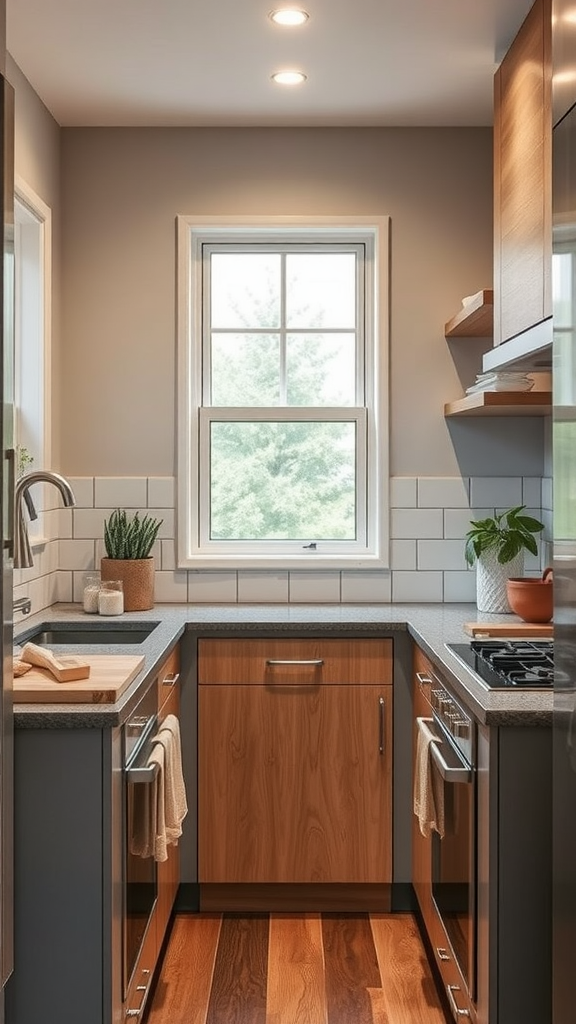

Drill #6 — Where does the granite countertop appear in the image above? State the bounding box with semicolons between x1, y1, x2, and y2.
12;602;554;729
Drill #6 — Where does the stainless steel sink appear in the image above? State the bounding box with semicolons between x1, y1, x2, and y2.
15;622;160;646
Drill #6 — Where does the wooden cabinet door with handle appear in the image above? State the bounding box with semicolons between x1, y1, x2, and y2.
198;638;392;887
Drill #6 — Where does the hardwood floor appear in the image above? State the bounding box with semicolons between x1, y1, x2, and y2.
146;912;448;1024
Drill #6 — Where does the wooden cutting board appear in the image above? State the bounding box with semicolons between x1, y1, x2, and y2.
13;654;145;704
464;622;553;638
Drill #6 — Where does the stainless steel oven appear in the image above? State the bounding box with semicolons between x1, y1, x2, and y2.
122;682;159;1013
418;673;476;1020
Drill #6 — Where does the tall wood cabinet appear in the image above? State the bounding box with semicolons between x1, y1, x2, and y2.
198;638;393;909
493;0;552;347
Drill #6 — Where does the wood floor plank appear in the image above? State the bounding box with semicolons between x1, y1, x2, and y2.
321;913;383;1024
206;913;269;1024
369;914;448;1024
266;913;328;1024
146;914;222;1024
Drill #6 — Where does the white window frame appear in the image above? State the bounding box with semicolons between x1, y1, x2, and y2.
176;215;390;570
14;177;52;546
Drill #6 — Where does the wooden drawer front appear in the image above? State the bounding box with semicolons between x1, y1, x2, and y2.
157;645;180;712
198;638;393;686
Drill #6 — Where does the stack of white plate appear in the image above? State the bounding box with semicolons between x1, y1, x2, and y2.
465;371;534;395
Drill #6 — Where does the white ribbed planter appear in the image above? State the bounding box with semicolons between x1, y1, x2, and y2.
476;549;524;613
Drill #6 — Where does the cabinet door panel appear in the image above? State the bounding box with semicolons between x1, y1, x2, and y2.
494;0;551;345
198;683;392;884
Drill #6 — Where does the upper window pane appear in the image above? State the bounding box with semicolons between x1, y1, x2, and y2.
286;333;356;406
210;252;280;328
211;333;280;406
286;253;357;328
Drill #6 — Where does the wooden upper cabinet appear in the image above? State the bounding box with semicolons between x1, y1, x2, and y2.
493;0;552;347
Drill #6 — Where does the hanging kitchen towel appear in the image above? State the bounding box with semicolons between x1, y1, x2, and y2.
129;742;166;860
152;713;188;843
414;717;446;838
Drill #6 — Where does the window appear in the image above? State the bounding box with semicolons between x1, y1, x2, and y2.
14;179;51;472
177;216;389;569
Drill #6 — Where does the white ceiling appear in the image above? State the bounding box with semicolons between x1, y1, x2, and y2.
6;0;535;128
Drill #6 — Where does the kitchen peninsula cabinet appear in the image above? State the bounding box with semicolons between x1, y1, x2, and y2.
198;637;393;910
493;0;552;348
7;643;182;1024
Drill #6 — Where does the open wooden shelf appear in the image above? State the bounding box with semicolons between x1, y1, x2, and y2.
444;390;552;417
444;289;494;338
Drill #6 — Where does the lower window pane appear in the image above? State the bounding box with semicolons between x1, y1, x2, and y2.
210;420;357;540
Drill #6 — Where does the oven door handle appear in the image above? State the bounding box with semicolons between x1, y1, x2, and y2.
126;761;160;784
429;741;472;784
417;717;472;784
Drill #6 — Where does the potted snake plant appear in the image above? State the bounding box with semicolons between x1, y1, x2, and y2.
101;509;163;611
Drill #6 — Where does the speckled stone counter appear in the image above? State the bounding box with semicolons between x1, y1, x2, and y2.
12;602;554;728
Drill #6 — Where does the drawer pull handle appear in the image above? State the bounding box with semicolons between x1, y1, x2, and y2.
446;985;470;1018
436;946;451;961
379;696;385;754
416;672;432;685
162;672;180;687
266;659;324;666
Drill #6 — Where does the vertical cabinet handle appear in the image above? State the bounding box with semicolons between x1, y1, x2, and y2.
379;696;385;754
4;448;14;557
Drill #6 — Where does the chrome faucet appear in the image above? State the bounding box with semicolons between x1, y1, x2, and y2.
14;471;76;569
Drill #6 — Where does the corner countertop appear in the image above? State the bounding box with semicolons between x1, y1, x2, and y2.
12;602;554;729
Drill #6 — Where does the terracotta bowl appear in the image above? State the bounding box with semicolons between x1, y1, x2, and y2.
506;568;553;623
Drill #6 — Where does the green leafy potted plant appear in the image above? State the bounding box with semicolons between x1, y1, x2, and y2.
464;505;545;613
101;509;163;611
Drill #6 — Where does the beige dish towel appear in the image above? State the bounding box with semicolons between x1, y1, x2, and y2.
152;713;188;847
129;742;165;860
129;713;188;862
414;716;446;839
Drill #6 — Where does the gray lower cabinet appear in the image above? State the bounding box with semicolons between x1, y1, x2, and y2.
6;725;123;1024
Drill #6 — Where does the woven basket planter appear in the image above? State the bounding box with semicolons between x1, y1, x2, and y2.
100;557;155;611
476;549;524;613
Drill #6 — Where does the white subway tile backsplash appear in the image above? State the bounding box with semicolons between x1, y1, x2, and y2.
160;540;175;571
392;571;443;603
15;473;548;610
340;571;391;603
148;477;175;508
391;508;443;540
444;508;474;540
188;572;238;603
417;539;467;571
390;540;417;571
59;539;96;571
443;571;477;603
68;477;95;507
146;509;174;540
470;477;522;509
418;477;469;508
55;571;73;603
522;477;542;509
73;507;110;540
94;477;147;509
238;572;289;603
153;571;188;603
390;477;417;508
289;572;341;603
58;508;74;539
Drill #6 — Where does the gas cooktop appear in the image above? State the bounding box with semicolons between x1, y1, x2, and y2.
446;639;554;690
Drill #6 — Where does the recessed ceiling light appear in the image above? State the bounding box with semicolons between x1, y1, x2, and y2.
271;70;307;86
270;9;309;26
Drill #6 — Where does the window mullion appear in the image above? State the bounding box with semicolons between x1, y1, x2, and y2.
280;251;287;404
